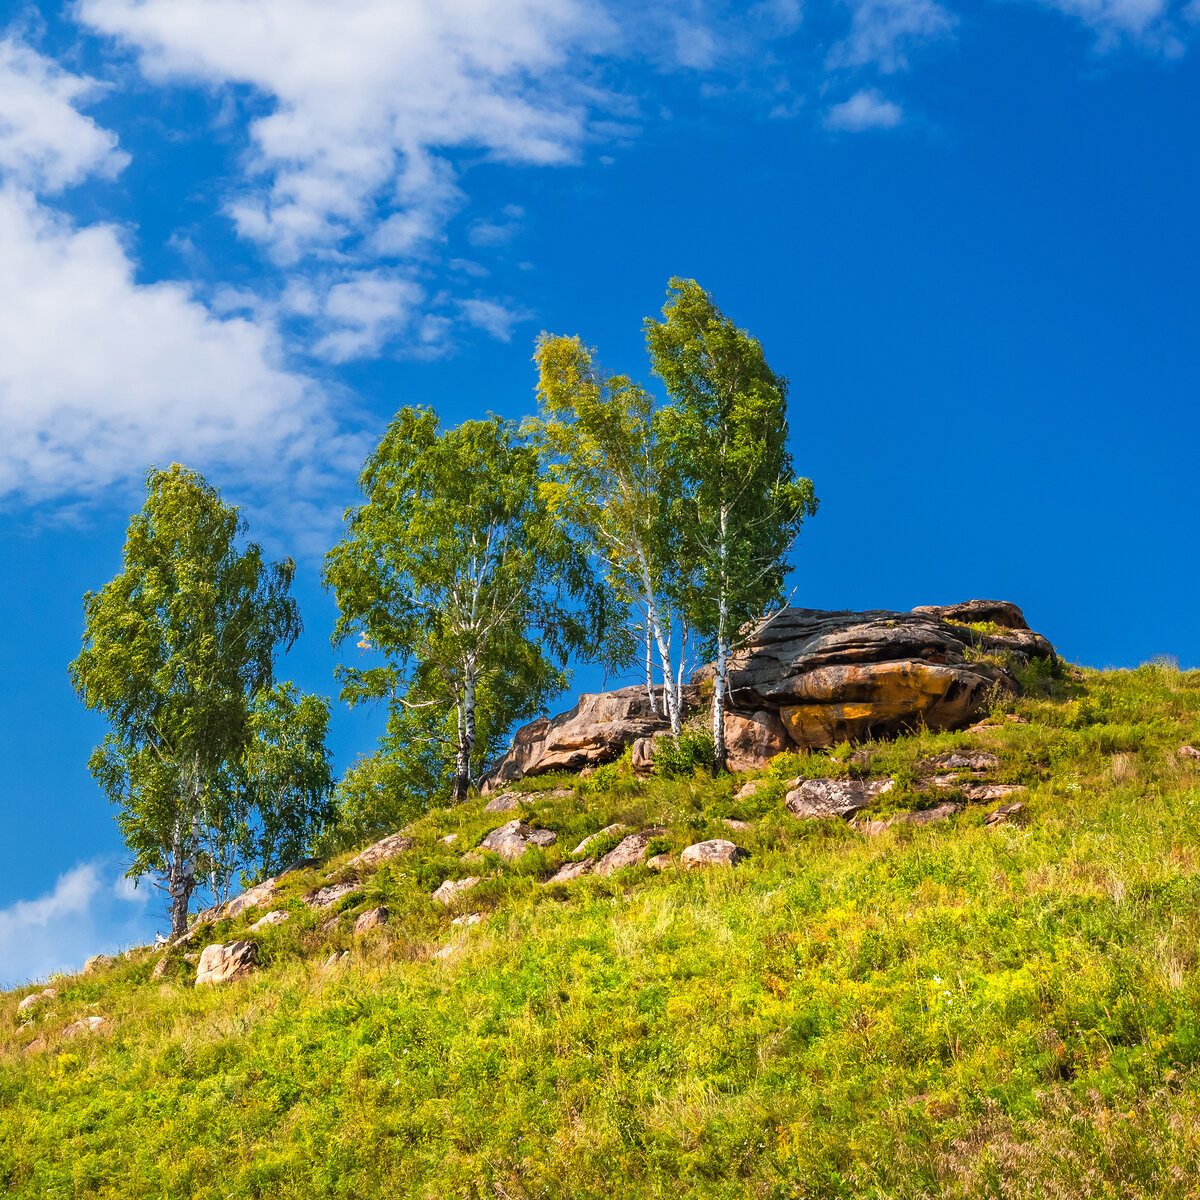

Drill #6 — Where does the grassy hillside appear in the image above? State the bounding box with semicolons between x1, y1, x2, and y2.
7;662;1200;1198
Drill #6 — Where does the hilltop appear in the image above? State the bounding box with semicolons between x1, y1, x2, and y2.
7;613;1200;1197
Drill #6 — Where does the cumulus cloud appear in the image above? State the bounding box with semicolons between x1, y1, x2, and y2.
0;185;346;505
827;0;956;72
0;860;157;988
0;39;356;518
79;0;614;265
0;37;128;192
824;87;904;130
1031;0;1185;51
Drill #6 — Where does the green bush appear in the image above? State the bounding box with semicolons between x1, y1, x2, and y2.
652;730;716;779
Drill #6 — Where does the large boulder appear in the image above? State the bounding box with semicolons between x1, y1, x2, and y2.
482;686;691;792
479;820;557;860
701;603;1053;752
786;777;894;820
482;602;1053;783
680;839;749;868
195;940;257;985
594;829;664;876
347;831;413;871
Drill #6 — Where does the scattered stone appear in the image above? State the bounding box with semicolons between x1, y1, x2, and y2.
923;776;1027;802
16;989;55;1013
968;721;1001;732
631;736;657;775
150;954;173;980
347;831;414;870
579;767;596;779
440;833;459;844
61;1015;112;1038
183;953;199;965
304;881;360;910
680;839;750;868
785;777;894;820
723;818;752;831
322;951;348;970
221;878;279;920
572;823;628;855
432;876;481;905
646;853;673;871
861;802;964;835
735;779;769;800
986;801;1026;826
354;906;388;934
321;915;341;933
195;940;258;986
479;819;558;861
545;857;594;884
918;751;1001;773
22;1035;48;1055
484;791;522;813
433;944;458;961
451;912;484;926
83;954;114;975
1179;745;1200;762
594;829;666;877
250;909;289;930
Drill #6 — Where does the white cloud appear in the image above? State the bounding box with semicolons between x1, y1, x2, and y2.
0;860;157;988
0;184;346;505
457;297;531;342
828;0;956;72
824;87;904;130
1031;0;1183;51
0;37;128;192
312;272;428;362
79;0;614;264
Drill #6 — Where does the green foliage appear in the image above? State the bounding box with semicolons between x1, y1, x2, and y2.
645;278;818;766
69;464;302;931
18;662;1200;1197
222;683;335;883
652;729;717;779
324;407;596;801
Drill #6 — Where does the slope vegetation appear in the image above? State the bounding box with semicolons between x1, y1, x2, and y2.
6;662;1200;1198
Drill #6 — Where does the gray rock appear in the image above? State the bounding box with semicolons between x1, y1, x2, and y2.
545;857;594;884
249;909;289;930
221;878;279;920
195;940;257;985
347;831;413;870
83;954;115;974
432;876;480;905
483;791;521;813
451;912;485;926
572;823;628;855
918;751;1002;773
986;801;1026;826
304;881;360;909
861;802;964;835
479;819;557;861
594;829;665;876
723;818;752;831
61;1015;112;1038
786;777;894;820
646;853;673;871
16;989;55;1013
353;906;388;933
680;839;749;868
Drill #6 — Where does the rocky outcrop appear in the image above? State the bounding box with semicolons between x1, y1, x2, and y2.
347;832;413;871
594;829;664;876
249;910;289;930
17;988;56;1012
546;857;594;884
572;823;627;855
195;940;257;985
483;601;1052;784
482;686;692;791
354;906;388;933
707;605;1052;752
62;1015;113;1038
786;777;894;820
432;876;480;905
83;954;114;974
479;820;557;860
680;839;749;868
304;882;360;909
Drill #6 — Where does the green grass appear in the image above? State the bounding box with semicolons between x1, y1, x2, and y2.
7;662;1200;1197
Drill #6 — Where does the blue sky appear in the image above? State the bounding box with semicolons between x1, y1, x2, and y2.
1;0;1198;985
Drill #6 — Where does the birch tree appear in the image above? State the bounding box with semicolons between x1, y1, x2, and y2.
646;279;818;770
530;334;689;735
324;408;593;802
70;465;302;934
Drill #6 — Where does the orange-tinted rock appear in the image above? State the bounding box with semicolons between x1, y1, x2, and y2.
723;709;789;771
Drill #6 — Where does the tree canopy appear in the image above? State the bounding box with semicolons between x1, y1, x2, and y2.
70;464;304;933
